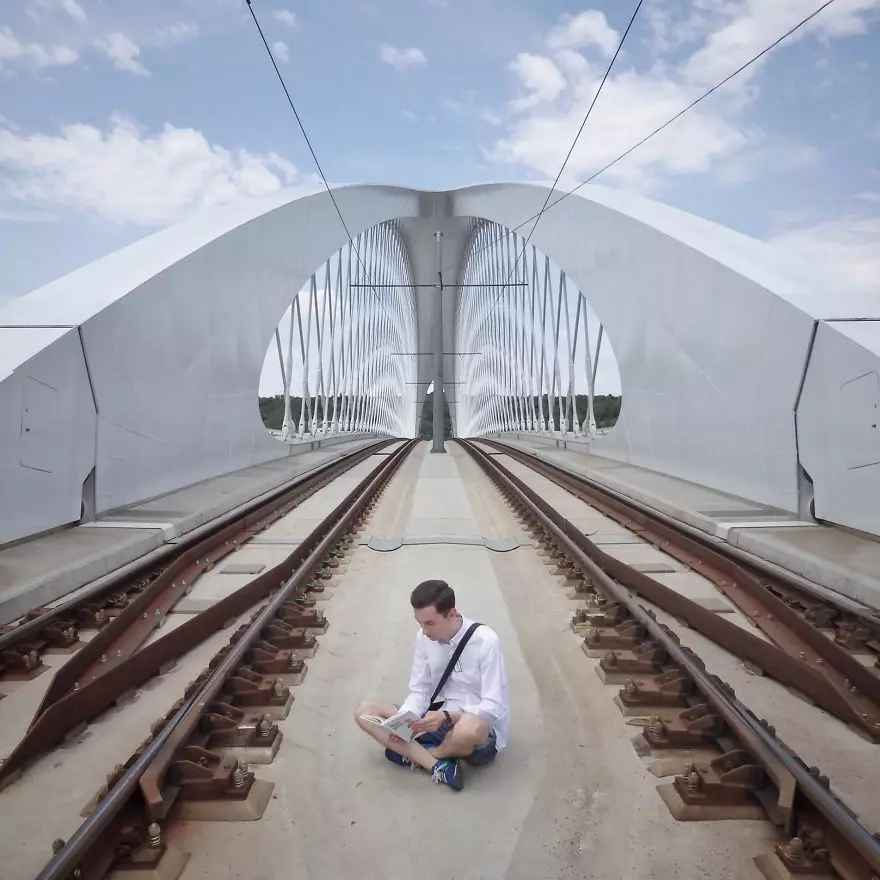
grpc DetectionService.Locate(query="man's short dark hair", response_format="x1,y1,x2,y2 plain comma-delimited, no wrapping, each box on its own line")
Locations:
410,579,456,614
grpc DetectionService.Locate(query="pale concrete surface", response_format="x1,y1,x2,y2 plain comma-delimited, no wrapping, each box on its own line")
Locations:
170,442,775,880
496,433,880,610
0,435,381,625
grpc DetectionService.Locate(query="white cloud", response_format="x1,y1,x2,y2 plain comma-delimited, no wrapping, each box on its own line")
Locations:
683,0,880,87
275,10,297,28
769,215,880,295
271,40,290,63
154,22,199,46
378,44,426,71
487,2,880,191
58,0,86,22
547,10,619,57
0,25,78,71
490,67,747,190
0,116,311,226
508,53,567,111
26,0,86,24
95,32,149,76
401,109,418,122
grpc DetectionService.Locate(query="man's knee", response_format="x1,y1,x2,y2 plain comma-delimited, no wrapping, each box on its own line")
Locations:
454,713,490,747
353,700,373,725
353,699,392,726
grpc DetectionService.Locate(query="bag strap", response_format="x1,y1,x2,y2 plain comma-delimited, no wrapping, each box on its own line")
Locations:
429,622,481,709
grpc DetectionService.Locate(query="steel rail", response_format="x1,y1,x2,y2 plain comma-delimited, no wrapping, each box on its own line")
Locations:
0,440,397,785
0,438,388,648
479,439,880,740
482,438,879,627
459,439,880,872
29,439,392,719
36,438,416,880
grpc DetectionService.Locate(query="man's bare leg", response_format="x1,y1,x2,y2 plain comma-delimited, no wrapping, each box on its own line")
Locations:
353,700,439,771
428,713,491,761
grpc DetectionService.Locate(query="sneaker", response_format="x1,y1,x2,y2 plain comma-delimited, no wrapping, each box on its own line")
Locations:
431,758,464,791
384,747,413,768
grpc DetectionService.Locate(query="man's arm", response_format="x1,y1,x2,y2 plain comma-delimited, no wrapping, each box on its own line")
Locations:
396,633,432,717
455,633,507,727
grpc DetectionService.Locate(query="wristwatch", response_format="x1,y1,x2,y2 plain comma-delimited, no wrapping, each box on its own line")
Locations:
442,710,452,726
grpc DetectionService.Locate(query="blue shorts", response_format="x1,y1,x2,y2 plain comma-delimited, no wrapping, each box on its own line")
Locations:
415,722,498,767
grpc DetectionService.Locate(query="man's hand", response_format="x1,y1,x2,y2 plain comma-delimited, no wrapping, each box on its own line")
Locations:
409,711,446,734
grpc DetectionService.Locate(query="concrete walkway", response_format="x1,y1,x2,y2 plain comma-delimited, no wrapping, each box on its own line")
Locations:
171,442,773,880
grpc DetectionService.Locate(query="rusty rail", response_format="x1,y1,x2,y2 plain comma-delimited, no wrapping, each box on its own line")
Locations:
479,438,880,741
0,440,394,785
459,439,880,875
35,438,416,880
0,439,389,662
32,440,391,718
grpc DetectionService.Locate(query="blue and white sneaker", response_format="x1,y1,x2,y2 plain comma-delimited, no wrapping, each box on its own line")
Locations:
431,758,464,791
384,748,423,771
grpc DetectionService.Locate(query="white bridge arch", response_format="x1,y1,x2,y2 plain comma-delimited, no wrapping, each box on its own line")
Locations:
1,182,877,546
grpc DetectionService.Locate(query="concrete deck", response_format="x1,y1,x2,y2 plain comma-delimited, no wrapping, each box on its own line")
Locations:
497,432,880,610
167,441,775,880
0,434,380,625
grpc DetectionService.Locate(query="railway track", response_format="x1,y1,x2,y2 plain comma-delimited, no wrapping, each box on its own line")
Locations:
479,438,880,740
26,438,416,880
0,439,391,685
460,439,880,880
0,440,393,784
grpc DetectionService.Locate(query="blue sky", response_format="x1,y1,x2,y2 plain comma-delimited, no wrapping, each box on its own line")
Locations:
1,0,878,383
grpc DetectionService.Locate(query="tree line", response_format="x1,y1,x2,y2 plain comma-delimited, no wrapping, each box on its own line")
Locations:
258,392,621,434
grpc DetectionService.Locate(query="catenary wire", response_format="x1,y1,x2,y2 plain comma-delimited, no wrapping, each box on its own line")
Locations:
459,0,645,339
447,0,840,302
245,0,395,321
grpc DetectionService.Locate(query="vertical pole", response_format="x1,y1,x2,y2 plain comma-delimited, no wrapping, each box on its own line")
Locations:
432,230,446,453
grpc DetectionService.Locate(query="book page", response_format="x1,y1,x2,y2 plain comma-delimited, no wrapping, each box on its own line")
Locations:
381,710,420,741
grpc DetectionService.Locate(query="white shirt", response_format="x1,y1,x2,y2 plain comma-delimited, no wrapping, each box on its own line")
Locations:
398,615,510,750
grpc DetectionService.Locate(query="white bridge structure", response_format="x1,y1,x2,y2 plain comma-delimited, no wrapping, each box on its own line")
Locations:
1,182,878,549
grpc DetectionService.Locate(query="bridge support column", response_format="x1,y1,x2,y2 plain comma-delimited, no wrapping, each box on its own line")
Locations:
432,230,446,454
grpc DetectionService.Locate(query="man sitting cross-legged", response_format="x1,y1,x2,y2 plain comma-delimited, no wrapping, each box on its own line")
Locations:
354,579,509,791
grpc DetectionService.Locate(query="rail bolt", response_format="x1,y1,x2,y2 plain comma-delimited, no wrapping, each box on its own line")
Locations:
147,822,161,848
231,761,247,789
687,771,701,794
259,714,275,738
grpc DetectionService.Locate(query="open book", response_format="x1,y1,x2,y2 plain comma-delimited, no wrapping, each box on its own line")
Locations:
359,709,421,742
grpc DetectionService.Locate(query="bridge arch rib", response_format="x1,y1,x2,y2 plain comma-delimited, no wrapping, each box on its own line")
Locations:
1,181,877,546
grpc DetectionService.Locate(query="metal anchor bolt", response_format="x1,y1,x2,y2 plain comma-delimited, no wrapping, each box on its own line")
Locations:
147,822,161,848
231,762,247,788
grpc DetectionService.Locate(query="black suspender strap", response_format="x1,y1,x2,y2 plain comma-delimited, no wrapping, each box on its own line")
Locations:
427,622,481,712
